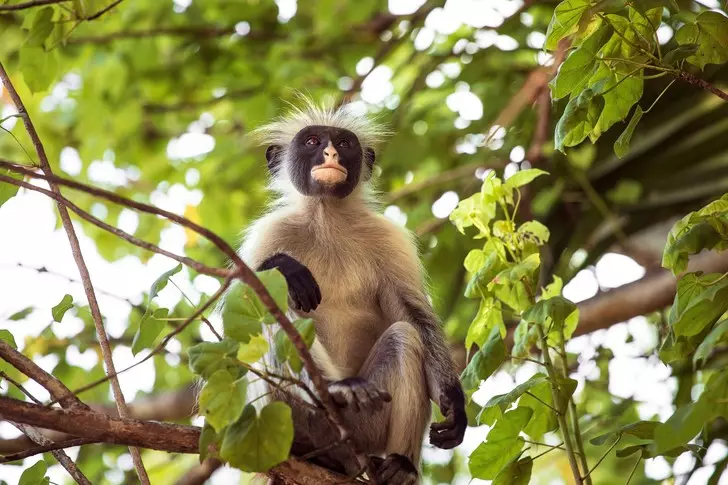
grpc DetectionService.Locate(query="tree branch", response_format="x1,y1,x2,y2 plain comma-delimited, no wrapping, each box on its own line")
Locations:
0,0,69,11
675,71,728,102
0,62,150,484
0,437,97,464
0,341,86,410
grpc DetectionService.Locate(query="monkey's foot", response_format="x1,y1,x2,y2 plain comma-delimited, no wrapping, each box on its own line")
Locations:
328,377,391,413
369,454,418,485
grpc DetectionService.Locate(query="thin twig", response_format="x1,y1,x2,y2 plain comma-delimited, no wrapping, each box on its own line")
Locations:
583,436,620,481
168,279,223,340
0,170,231,278
0,0,68,11
84,0,123,21
0,343,86,410
49,276,233,403
0,437,97,463
524,390,561,415
0,62,150,485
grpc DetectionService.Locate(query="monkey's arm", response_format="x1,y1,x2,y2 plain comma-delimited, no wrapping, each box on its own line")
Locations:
258,253,321,312
379,282,466,449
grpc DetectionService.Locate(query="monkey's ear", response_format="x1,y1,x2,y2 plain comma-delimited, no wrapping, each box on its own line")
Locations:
364,147,376,170
265,145,284,172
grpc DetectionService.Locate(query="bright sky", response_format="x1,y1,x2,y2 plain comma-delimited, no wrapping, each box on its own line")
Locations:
1,0,727,484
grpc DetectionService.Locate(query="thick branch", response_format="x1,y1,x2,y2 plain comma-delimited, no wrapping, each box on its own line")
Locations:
675,71,728,102
574,250,728,337
0,341,85,410
0,397,199,453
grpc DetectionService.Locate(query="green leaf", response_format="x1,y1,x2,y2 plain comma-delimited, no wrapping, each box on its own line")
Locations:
9,307,33,321
484,374,549,411
663,43,700,65
512,319,539,358
51,294,73,322
589,64,643,140
613,106,644,159
223,271,288,344
461,331,507,390
607,179,643,204
504,169,548,190
237,334,270,364
492,457,533,485
19,460,50,485
694,318,728,368
517,221,550,245
0,168,22,208
188,339,243,379
469,408,531,479
199,422,222,462
465,298,504,351
275,318,315,373
131,308,169,356
652,400,711,455
220,402,294,472
662,208,725,274
591,420,661,445
555,88,604,151
669,273,728,337
519,381,559,438
149,264,182,303
550,23,610,100
465,241,508,298
0,330,17,349
675,11,728,69
19,46,59,93
523,296,578,340
545,0,592,50
24,7,54,47
488,253,540,313
199,369,248,432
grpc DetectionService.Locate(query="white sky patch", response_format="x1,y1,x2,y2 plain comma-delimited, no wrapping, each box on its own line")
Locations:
563,268,599,302
432,191,459,218
495,34,519,51
356,57,374,76
526,31,545,49
426,70,445,88
167,132,216,160
414,27,436,50
645,456,672,481
595,253,645,288
384,205,408,226
66,345,99,370
150,183,203,215
173,0,191,13
361,65,394,105
60,146,82,176
275,0,297,22
537,51,554,66
503,162,518,180
474,29,498,48
657,24,673,44
510,145,525,162
118,208,140,234
446,90,483,121
234,21,251,36
389,0,426,15
440,62,462,78
88,159,130,187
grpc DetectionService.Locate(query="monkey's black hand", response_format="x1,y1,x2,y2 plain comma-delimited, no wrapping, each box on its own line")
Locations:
329,377,392,413
369,454,418,485
430,385,466,449
259,253,321,312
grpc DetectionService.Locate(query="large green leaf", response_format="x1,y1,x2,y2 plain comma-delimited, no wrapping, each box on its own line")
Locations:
694,319,728,368
19,46,58,93
591,420,661,445
274,318,315,373
131,308,169,355
199,369,248,432
675,11,728,69
484,374,550,412
0,168,22,208
223,270,289,343
550,23,610,100
555,88,604,151
461,331,507,390
220,402,294,472
188,339,243,379
469,408,531,479
492,457,533,485
19,460,50,485
668,273,728,337
465,298,504,350
545,0,593,49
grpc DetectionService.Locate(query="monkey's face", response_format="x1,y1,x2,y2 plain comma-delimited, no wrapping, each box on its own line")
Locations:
266,125,375,199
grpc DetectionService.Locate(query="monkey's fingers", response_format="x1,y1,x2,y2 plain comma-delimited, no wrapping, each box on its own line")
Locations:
374,454,418,485
429,415,455,431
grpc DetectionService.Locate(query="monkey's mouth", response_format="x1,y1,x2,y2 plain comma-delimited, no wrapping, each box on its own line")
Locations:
311,164,348,185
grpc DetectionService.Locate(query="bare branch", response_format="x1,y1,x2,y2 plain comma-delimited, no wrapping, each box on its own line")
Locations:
0,62,150,484
0,437,97,464
0,341,86,410
84,0,123,21
675,71,728,102
0,396,200,453
0,0,69,11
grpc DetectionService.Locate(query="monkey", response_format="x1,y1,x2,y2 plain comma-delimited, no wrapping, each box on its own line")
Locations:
238,98,466,484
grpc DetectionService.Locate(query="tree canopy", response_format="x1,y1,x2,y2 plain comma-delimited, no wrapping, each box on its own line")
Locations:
1,0,728,484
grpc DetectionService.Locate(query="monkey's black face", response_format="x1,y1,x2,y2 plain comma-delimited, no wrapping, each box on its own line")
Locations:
266,125,375,199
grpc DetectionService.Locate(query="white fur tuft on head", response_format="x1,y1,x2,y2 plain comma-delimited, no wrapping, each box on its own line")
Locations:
251,93,389,150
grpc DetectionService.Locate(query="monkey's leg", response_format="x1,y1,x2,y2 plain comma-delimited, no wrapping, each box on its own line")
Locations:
328,321,429,484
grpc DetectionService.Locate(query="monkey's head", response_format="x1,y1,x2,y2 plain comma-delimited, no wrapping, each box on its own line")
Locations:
254,96,386,199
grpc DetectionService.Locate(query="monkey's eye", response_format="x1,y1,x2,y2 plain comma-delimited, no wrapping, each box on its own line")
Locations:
305,136,320,146
338,140,350,148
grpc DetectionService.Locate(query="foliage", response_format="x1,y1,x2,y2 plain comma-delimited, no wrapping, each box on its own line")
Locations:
1,0,728,483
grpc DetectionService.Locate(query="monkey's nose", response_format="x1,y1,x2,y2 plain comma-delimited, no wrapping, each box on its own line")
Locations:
323,141,339,162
